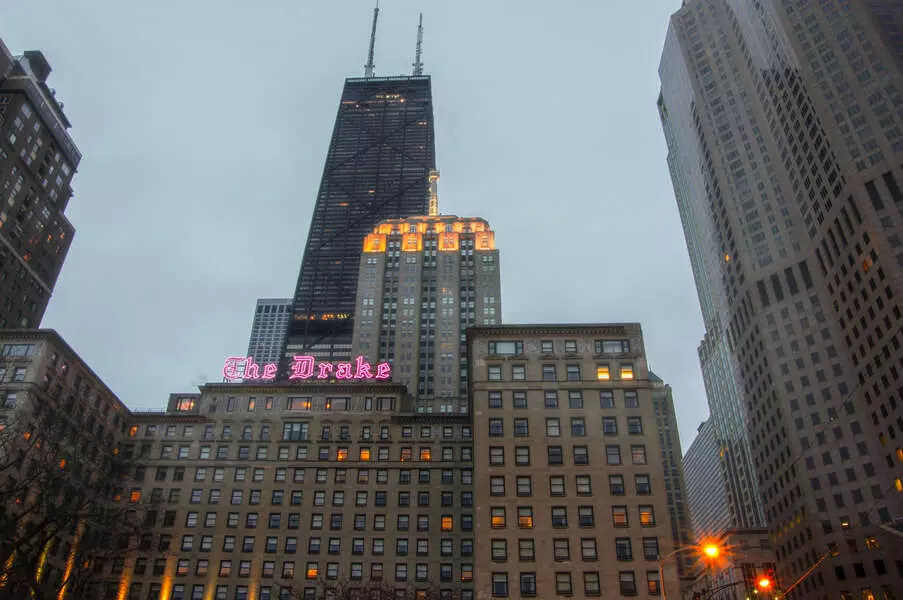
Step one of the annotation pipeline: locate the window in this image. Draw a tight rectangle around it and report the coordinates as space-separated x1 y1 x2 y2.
573 446 589 465
606 445 622 465
491 573 508 597
615 538 633 560
596 339 630 354
489 419 503 437
551 507 568 528
512 364 526 380
568 390 583 408
488 341 523 355
519 539 536 561
578 506 595 528
600 390 614 408
488 366 502 381
515 447 531 466
624 391 639 408
547 446 563 465
555 572 572 595
541 340 554 353
619 572 637 595
612 506 628 527
517 507 534 529
491 507 506 529
542 365 556 381
620 364 634 380
513 391 527 408
544 391 559 408
550 476 566 497
576 475 592 496
646 571 661 595
635 474 651 495
520 572 537 597
546 418 561 437
553 538 570 561
516 476 532 496
631 445 647 465
571 418 586 437
627 417 643 435
584 572 601 596
602 417 618 435
566 364 580 381
596 366 610 381
514 418 529 437
491 539 507 561
639 505 655 527
490 477 505 496
581 538 598 560
642 538 659 561
488 391 503 409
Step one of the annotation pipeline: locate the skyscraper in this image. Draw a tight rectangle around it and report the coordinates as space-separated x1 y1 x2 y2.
683 418 733 538
659 1 903 596
0 41 80 329
352 174 501 414
282 9 436 366
246 298 293 366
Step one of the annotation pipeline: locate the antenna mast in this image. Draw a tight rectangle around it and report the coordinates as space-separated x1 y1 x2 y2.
413 13 424 76
365 1 380 78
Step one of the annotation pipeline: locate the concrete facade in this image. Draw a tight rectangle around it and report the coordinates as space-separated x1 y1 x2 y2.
467 324 683 598
246 299 293 367
0 42 80 329
659 1 903 596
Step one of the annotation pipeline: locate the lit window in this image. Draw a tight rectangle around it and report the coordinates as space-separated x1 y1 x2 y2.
420 448 431 461
306 563 318 579
517 507 534 529
491 508 506 529
441 516 453 531
620 364 634 380
359 448 371 461
130 490 142 503
639 506 655 526
129 426 138 437
597 366 610 380
336 449 348 462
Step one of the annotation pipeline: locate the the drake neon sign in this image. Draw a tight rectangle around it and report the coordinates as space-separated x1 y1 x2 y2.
223 355 391 382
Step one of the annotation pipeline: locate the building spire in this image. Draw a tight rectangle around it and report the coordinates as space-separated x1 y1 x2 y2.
364 1 380 78
428 170 440 216
413 13 424 76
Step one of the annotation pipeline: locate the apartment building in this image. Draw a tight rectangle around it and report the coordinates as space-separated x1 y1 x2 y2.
467 323 685 598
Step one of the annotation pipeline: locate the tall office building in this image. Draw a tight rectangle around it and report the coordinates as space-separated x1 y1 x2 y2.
683 418 733 538
352 175 501 414
246 298 293 366
659 1 903 597
0 41 80 329
282 9 436 366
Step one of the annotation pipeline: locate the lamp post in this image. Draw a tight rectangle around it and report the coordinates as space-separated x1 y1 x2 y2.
658 543 720 600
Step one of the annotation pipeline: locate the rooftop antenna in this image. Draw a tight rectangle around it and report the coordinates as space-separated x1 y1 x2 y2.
365 1 380 78
428 170 440 216
413 13 424 76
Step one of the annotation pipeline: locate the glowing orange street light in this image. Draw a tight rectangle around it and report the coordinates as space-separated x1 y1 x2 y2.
703 544 720 559
757 577 772 590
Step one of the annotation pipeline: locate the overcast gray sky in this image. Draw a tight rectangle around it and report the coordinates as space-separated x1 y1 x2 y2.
4 0 708 449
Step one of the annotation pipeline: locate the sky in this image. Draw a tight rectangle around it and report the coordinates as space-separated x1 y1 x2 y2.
3 0 709 450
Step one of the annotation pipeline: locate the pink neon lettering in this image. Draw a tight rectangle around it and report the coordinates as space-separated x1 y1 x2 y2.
375 362 392 380
244 357 260 380
222 357 245 381
261 363 277 380
289 356 315 379
353 355 373 379
316 363 334 379
335 362 353 379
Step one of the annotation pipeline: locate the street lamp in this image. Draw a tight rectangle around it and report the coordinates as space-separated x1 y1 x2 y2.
658 542 722 600
757 576 772 591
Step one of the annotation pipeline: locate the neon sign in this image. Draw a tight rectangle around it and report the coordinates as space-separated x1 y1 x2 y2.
223 355 391 382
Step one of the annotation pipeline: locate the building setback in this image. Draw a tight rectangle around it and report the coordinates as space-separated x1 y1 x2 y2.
658 0 903 597
282 75 436 367
352 187 501 415
0 41 80 329
467 323 686 598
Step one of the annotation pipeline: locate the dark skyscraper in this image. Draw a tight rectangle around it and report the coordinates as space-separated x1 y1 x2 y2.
282 75 436 364
282 8 436 365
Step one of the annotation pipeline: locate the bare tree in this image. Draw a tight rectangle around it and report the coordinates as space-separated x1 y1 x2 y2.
0 384 152 600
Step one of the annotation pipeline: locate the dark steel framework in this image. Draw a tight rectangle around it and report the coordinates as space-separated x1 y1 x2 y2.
282 75 436 367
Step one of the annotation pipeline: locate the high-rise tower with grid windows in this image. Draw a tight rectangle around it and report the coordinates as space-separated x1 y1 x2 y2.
659 1 903 597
